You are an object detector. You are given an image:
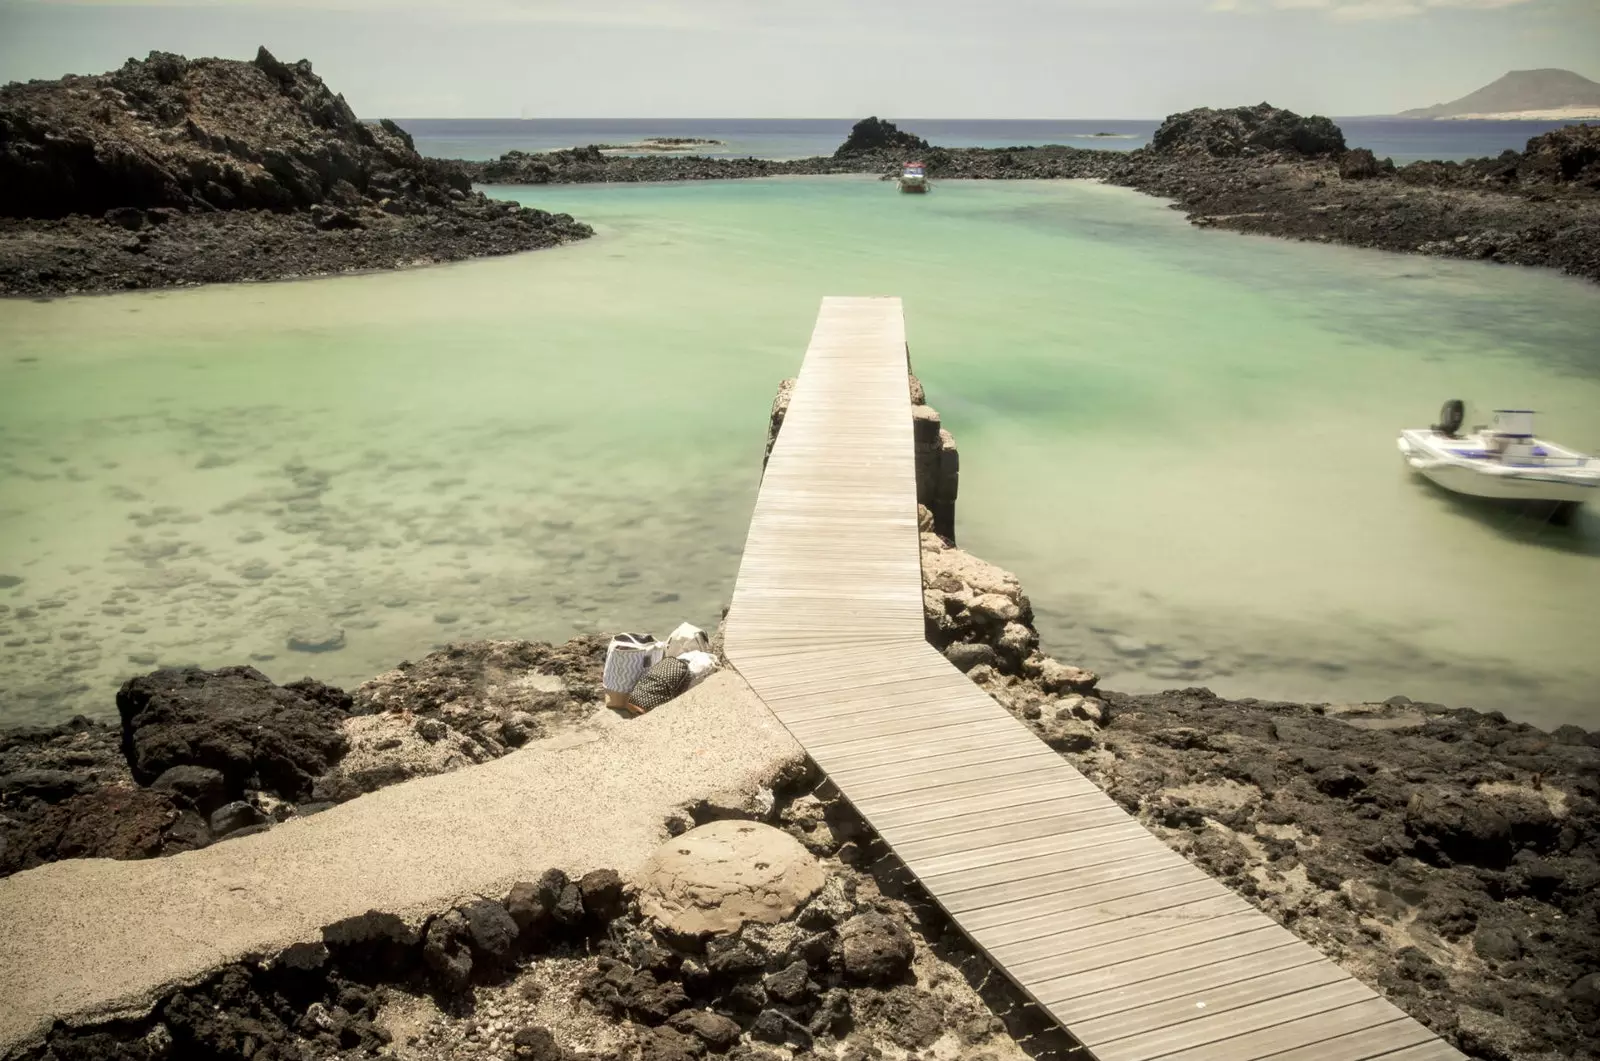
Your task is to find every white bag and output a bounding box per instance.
[678,650,719,689]
[604,632,663,696]
[666,622,710,658]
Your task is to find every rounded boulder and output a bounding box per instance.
[636,820,824,937]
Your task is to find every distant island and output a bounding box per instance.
[1398,68,1600,120]
[595,136,725,153]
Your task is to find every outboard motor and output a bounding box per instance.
[1432,399,1465,437]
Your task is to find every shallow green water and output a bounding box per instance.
[2,176,1598,727]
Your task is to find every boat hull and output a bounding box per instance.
[898,182,928,194]
[1398,436,1598,504]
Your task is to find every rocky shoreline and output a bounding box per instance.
[2,376,1597,1060]
[0,49,591,298]
[5,51,1596,297]
[450,109,1600,284]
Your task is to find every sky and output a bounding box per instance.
[0,0,1596,118]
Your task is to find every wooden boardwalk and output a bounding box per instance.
[723,297,1466,1061]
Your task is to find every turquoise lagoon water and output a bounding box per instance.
[2,176,1598,728]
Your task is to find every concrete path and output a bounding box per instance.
[0,672,802,1052]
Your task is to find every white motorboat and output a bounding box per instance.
[897,161,929,194]
[1398,401,1600,516]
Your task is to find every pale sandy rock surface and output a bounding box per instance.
[636,821,826,938]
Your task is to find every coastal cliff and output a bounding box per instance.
[0,49,592,296]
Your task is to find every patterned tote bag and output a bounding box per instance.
[604,632,663,698]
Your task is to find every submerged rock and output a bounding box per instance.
[286,623,346,653]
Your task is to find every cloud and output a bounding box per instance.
[1209,0,1539,16]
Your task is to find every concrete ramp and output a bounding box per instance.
[0,672,801,1051]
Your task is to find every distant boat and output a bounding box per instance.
[898,161,929,194]
[1398,401,1599,521]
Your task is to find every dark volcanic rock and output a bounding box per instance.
[668,1009,742,1051]
[1521,122,1600,189]
[580,867,628,922]
[150,764,228,814]
[423,909,475,993]
[1149,102,1347,158]
[460,897,519,968]
[209,798,268,837]
[1339,147,1385,180]
[0,767,88,801]
[116,665,351,800]
[0,47,464,215]
[1111,118,1600,284]
[0,784,183,874]
[0,48,591,296]
[838,912,914,984]
[512,1025,569,1061]
[834,117,930,159]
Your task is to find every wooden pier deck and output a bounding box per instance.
[723,297,1466,1061]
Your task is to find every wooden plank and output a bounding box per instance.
[821,739,1058,787]
[720,296,1462,1061]
[996,905,1264,977]
[837,749,1065,800]
[1249,1018,1442,1061]
[943,844,1189,915]
[1047,943,1322,1026]
[889,804,1134,862]
[1069,959,1351,1044]
[856,774,1086,830]
[1153,997,1409,1061]
[1035,926,1304,1008]
[965,872,1223,942]
[870,788,1119,847]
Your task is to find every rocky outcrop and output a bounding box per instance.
[910,393,960,543]
[1148,102,1347,159]
[1,636,610,877]
[116,666,351,799]
[1521,122,1600,188]
[833,117,930,159]
[0,48,592,296]
[1388,122,1600,193]
[3,47,429,218]
[1109,122,1600,283]
[1339,146,1387,180]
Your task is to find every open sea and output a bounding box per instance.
[3,171,1598,731]
[395,117,1589,164]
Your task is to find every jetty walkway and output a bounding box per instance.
[723,296,1466,1061]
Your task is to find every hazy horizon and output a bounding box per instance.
[2,0,1598,120]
